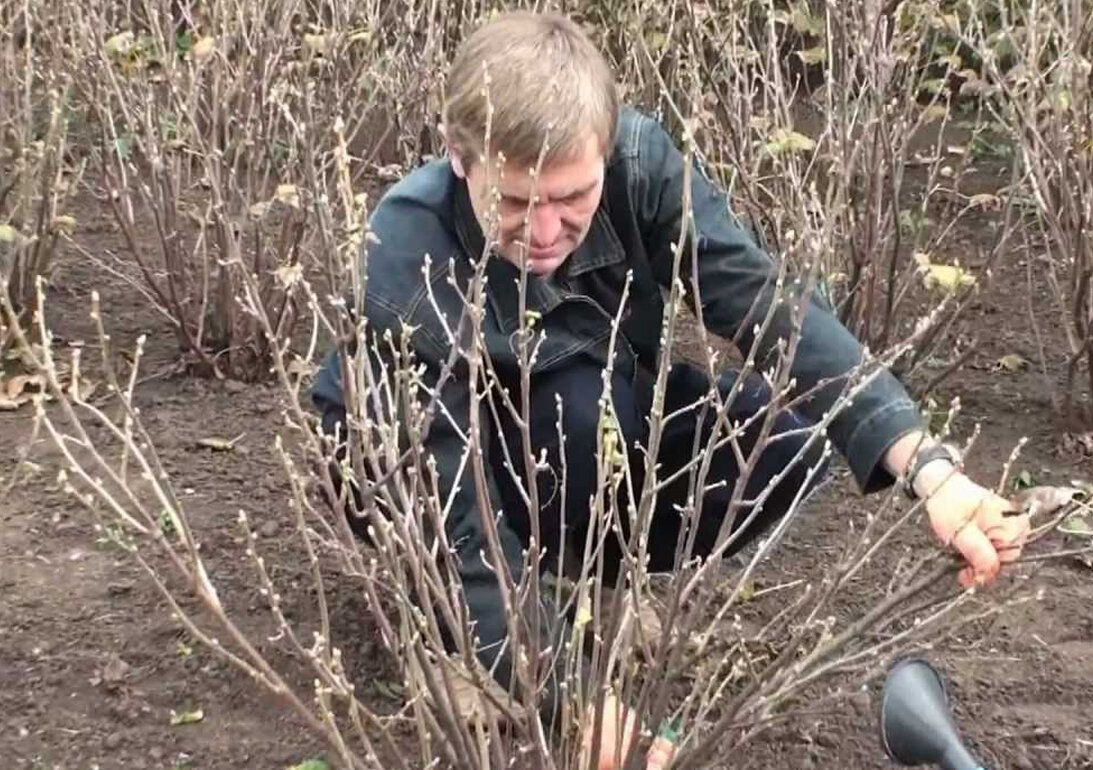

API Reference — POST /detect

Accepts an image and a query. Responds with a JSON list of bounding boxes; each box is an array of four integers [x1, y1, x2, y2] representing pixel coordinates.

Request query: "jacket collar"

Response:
[[451, 167, 626, 333]]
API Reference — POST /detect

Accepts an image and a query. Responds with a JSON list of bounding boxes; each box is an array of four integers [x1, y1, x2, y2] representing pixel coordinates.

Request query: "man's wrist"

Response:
[[911, 455, 960, 500], [901, 440, 960, 500]]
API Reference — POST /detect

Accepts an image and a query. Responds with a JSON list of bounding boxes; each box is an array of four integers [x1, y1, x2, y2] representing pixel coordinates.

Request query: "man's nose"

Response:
[[529, 204, 562, 248]]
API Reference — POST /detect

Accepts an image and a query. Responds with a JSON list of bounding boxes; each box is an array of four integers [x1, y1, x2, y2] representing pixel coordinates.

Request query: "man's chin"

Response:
[[527, 255, 567, 275], [503, 249, 570, 276]]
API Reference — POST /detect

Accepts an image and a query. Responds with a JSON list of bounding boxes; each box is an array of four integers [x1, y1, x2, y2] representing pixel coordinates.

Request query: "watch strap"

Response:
[[903, 442, 959, 500]]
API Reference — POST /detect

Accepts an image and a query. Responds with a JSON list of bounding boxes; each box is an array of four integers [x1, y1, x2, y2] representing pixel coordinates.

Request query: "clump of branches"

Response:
[[42, 0, 474, 380], [0, 1, 84, 353], [966, 0, 1093, 422], [4, 97, 1078, 769], [582, 0, 1028, 395]]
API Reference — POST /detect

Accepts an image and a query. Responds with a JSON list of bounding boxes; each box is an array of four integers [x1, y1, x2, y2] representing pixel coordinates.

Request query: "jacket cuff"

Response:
[[842, 400, 926, 494]]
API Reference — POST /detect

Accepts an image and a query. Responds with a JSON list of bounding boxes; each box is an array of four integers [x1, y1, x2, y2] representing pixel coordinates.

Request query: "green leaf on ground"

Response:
[[764, 129, 815, 156], [287, 760, 330, 770], [914, 252, 976, 294], [169, 708, 204, 726], [1060, 512, 1093, 537], [176, 30, 195, 53]]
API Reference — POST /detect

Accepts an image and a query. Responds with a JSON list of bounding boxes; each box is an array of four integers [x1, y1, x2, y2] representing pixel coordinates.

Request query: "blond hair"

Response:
[[442, 11, 618, 169]]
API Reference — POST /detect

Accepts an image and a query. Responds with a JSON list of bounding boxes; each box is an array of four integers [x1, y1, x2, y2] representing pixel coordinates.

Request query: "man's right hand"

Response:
[[580, 695, 676, 769]]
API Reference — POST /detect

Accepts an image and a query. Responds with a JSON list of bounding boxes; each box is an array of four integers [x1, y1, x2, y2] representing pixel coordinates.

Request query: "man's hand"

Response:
[[920, 468, 1030, 588], [580, 695, 676, 769], [883, 431, 1031, 588]]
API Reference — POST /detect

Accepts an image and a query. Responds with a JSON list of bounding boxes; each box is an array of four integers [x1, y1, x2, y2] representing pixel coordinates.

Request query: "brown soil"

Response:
[[3, 162, 1092, 770]]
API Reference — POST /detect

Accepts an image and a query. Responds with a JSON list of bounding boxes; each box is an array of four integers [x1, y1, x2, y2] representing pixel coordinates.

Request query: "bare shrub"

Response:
[[4, 2, 1087, 769], [581, 0, 1027, 395], [44, 0, 472, 380], [3, 110, 1068, 770], [965, 0, 1093, 421], [0, 2, 84, 348]]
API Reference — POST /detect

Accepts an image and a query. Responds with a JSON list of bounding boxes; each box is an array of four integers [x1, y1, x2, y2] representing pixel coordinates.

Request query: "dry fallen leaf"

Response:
[[968, 193, 1002, 211], [102, 653, 131, 684], [574, 597, 593, 628], [797, 45, 827, 65], [346, 28, 372, 45], [196, 433, 246, 451], [274, 263, 303, 288], [104, 31, 136, 58], [52, 214, 78, 234], [0, 373, 46, 410], [1, 371, 95, 408], [303, 33, 332, 54], [192, 35, 216, 60], [275, 184, 300, 208], [1014, 485, 1079, 517], [4, 373, 41, 398], [997, 354, 1028, 372], [248, 200, 271, 219]]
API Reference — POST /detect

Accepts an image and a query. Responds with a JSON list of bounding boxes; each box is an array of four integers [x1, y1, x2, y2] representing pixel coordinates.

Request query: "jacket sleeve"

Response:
[[633, 114, 924, 492], [311, 312, 580, 729]]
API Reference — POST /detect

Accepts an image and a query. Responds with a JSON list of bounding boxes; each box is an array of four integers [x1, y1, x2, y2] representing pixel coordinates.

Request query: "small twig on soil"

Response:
[[917, 345, 977, 402], [1011, 546, 1093, 566], [750, 579, 805, 599]]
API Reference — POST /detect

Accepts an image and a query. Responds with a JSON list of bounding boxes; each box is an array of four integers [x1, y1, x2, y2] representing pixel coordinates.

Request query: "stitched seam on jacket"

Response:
[[535, 327, 614, 371]]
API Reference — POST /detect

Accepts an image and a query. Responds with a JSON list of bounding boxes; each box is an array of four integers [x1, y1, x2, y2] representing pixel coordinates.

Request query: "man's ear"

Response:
[[438, 123, 467, 179], [450, 152, 467, 179]]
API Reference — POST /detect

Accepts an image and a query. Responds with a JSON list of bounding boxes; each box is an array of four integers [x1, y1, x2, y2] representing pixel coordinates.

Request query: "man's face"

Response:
[[455, 132, 605, 277]]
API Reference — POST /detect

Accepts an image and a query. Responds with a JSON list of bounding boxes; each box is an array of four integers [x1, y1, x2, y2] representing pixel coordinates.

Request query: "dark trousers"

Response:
[[488, 358, 830, 583], [320, 357, 830, 581]]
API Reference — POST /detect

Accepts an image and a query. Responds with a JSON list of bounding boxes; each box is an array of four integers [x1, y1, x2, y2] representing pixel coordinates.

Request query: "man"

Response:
[[311, 10, 1030, 767]]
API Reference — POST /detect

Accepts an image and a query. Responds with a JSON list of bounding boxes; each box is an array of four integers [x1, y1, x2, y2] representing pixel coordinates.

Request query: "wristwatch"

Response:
[[903, 442, 959, 500]]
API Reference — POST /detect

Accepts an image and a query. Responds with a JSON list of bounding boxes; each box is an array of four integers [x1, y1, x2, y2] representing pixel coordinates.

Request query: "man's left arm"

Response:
[[632, 112, 1029, 585], [633, 112, 921, 490]]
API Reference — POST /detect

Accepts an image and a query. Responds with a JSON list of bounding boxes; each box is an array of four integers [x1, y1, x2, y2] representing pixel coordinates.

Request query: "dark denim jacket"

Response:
[[312, 107, 923, 718]]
